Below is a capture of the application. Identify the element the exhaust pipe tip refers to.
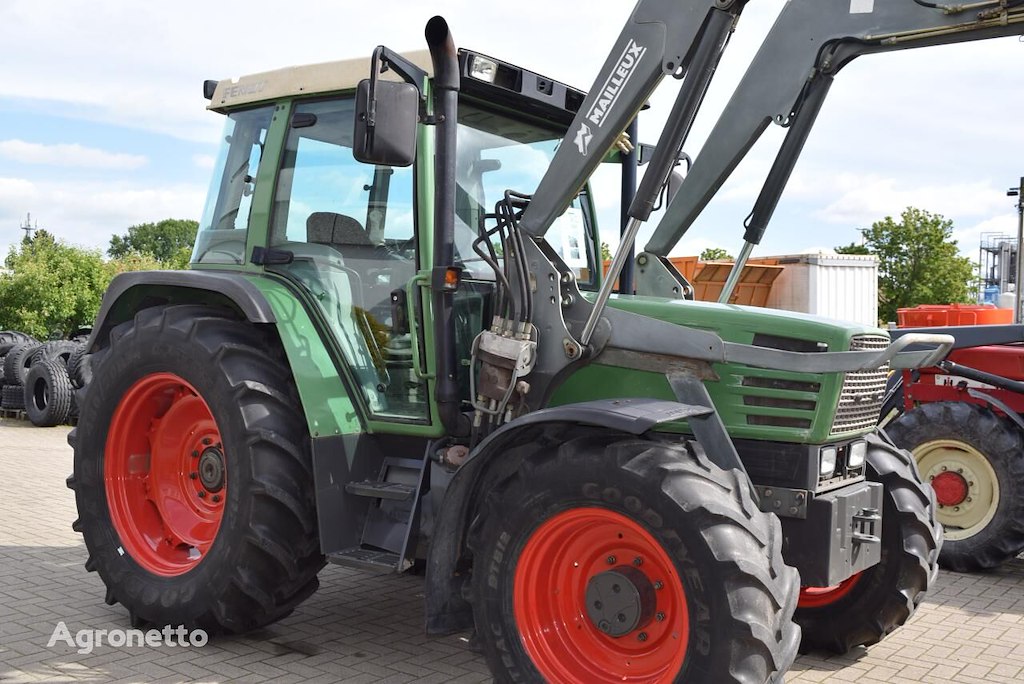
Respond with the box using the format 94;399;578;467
425;16;458;91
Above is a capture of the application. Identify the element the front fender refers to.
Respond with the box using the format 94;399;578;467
424;397;708;635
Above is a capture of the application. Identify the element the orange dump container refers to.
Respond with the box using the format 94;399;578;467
897;304;1013;327
692;262;784;307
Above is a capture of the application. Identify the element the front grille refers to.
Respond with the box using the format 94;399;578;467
830;334;889;435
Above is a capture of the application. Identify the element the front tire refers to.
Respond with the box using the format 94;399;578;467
795;431;942;653
468;427;799;683
67;305;324;633
886;401;1024;571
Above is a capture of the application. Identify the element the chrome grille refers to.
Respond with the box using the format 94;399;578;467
830;334;890;435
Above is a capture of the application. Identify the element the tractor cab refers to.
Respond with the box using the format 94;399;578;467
193;49;601;425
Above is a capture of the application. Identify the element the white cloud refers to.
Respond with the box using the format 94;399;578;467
0;177;204;251
192;154;216;170
0;139;147;170
815;176;1009;226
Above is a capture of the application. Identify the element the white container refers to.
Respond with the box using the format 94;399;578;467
762;252;879;327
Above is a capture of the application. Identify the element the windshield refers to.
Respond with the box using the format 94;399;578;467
455;104;596;285
192;106;274;265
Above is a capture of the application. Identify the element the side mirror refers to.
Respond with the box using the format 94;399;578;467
353;79;418;167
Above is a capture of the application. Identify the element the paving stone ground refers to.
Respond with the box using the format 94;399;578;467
1;417;1022;683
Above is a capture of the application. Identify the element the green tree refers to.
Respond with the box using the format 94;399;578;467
834;242;871;255
0;232;165;338
854;207;975;324
699;247;733;261
601;242;612;261
109;218;198;268
0;231;110;338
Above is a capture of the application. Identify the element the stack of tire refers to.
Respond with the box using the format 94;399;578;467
0;331;86;427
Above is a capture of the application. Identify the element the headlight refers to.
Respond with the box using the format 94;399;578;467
469;55;498;83
848;441;867;469
819;446;838;478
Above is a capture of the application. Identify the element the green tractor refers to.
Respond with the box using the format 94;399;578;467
66;0;1024;679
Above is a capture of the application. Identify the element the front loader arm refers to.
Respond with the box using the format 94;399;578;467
644;0;1024;257
519;0;749;238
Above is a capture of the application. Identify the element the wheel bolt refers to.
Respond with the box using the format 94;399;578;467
633;557;643;567
954;506;960;511
594;600;603;610
606;555;616;565
966;497;972;503
637;632;648;642
203;437;212;446
957;468;964;473
192;450;199;458
941;466;947;471
656;612;666;622
598;620;610;632
197;491;206;498
212;494;221;502
190;472;198;479
617;613;626;623
968;481;974;486
938;504;944;509
654;581;664;590
929;475;934;481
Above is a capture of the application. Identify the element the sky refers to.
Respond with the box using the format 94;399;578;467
2;0;1023;268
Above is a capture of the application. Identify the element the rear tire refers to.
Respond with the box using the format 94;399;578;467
468;427;799;683
25;359;73;426
67;304;324;633
795;431;942;653
886;401;1024;571
1;384;25;410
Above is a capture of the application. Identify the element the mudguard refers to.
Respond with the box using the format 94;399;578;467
424;397;709;634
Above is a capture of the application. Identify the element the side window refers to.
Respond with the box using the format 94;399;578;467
269;98;425;421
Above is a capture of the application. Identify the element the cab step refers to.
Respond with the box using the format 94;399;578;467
344;480;416;501
328;546;407;572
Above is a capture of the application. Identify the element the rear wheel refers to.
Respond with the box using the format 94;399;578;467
469;428;799;683
67;304;324;633
795;431;941;653
886;401;1024;571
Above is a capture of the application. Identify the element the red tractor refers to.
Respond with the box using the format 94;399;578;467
886;317;1024;571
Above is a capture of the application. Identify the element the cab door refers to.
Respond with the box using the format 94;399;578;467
266;97;434;429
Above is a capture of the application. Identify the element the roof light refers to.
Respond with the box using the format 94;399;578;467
469;55;498;83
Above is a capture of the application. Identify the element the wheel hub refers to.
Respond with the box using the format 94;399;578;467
198;447;225;492
932;470;968;507
585;566;655;637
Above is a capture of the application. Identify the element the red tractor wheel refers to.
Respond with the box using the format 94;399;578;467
68;305;324;632
469;428;799;683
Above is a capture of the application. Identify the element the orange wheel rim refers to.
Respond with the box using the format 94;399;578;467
104;373;226;576
513;507;688;683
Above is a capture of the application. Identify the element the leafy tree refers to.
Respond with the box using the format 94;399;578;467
700;247;733;261
109;218;198;268
853;207;975;324
0;232;165;338
601;242;612;261
834;242;871;255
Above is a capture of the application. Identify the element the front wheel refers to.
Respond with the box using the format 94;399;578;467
795;431;942;653
68;305;324;633
468;428;800;683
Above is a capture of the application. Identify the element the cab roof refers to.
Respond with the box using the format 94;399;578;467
207;50;433;113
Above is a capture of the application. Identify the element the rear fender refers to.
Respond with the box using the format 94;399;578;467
424;397;709;635
87;270;275;351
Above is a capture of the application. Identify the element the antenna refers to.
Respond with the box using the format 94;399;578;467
20;213;36;240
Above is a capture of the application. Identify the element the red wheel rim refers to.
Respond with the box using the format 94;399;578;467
104;373;226;576
931;471;969;507
798;572;863;608
513;507;688;683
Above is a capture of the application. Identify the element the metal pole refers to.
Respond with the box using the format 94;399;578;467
1012;177;1023;323
619;118;638;295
